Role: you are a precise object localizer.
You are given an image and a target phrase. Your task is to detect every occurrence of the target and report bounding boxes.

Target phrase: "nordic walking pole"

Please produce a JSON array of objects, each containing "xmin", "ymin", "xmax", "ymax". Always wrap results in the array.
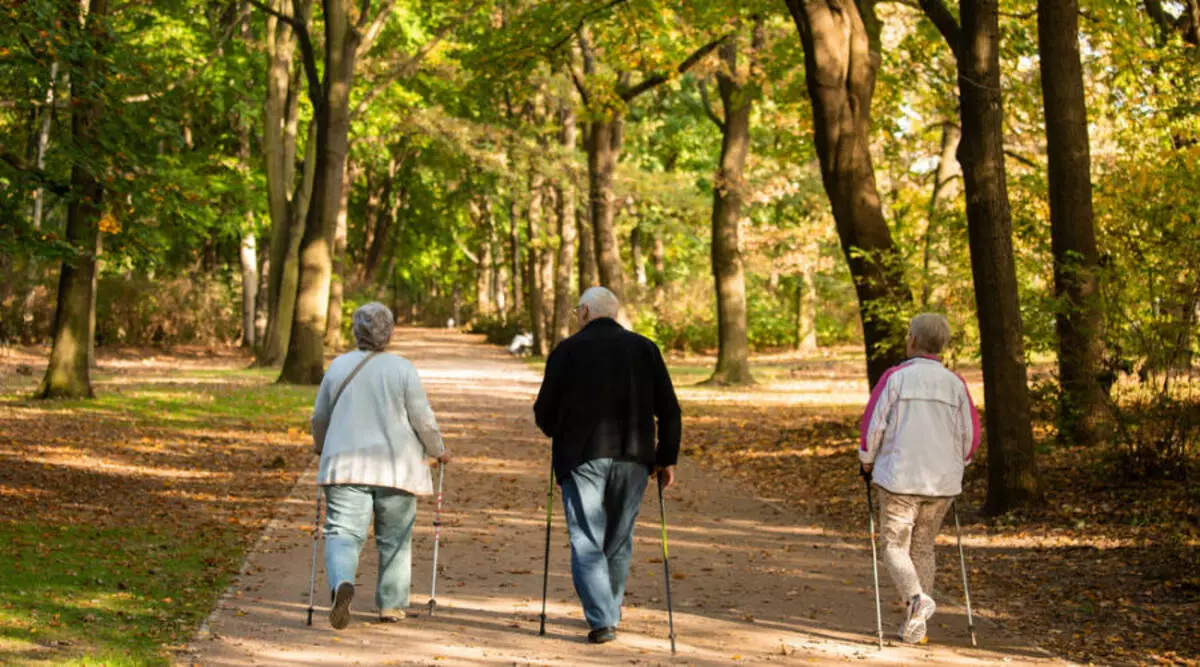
[
  {"xmin": 861, "ymin": 466, "xmax": 884, "ymax": 649},
  {"xmin": 538, "ymin": 466, "xmax": 555, "ymax": 636},
  {"xmin": 953, "ymin": 501, "xmax": 977, "ymax": 647},
  {"xmin": 306, "ymin": 486, "xmax": 322, "ymax": 627},
  {"xmin": 657, "ymin": 473, "xmax": 677, "ymax": 654},
  {"xmin": 428, "ymin": 462, "xmax": 446, "ymax": 616}
]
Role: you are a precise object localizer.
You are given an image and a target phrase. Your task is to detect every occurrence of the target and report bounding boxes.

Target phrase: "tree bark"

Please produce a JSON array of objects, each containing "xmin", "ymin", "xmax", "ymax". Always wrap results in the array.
[
  {"xmin": 280, "ymin": 0, "xmax": 362, "ymax": 384},
  {"xmin": 241, "ymin": 230, "xmax": 258, "ymax": 348},
  {"xmin": 259, "ymin": 119, "xmax": 314, "ymax": 365},
  {"xmin": 509, "ymin": 190, "xmax": 524, "ymax": 318},
  {"xmin": 38, "ymin": 0, "xmax": 108, "ymax": 399},
  {"xmin": 652, "ymin": 230, "xmax": 666, "ymax": 308},
  {"xmin": 631, "ymin": 224, "xmax": 647, "ymax": 287},
  {"xmin": 784, "ymin": 0, "xmax": 913, "ymax": 389},
  {"xmin": 552, "ymin": 103, "xmax": 578, "ymax": 347},
  {"xmin": 584, "ymin": 116, "xmax": 626, "ymax": 298},
  {"xmin": 797, "ymin": 264, "xmax": 819, "ymax": 351},
  {"xmin": 324, "ymin": 159, "xmax": 353, "ymax": 348},
  {"xmin": 526, "ymin": 166, "xmax": 549, "ymax": 355},
  {"xmin": 578, "ymin": 212, "xmax": 599, "ymax": 293},
  {"xmin": 705, "ymin": 27, "xmax": 759, "ymax": 386},
  {"xmin": 921, "ymin": 121, "xmax": 960, "ymax": 307},
  {"xmin": 921, "ymin": 0, "xmax": 1040, "ymax": 512},
  {"xmin": 1038, "ymin": 0, "xmax": 1110, "ymax": 447}
]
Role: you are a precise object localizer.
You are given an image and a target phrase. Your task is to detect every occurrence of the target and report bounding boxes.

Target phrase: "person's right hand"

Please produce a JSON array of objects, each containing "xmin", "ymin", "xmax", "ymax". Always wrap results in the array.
[
  {"xmin": 655, "ymin": 465, "xmax": 676, "ymax": 490},
  {"xmin": 436, "ymin": 451, "xmax": 452, "ymax": 466}
]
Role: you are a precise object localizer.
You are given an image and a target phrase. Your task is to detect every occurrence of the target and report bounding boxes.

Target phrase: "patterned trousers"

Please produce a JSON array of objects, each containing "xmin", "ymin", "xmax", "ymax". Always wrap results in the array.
[{"xmin": 875, "ymin": 486, "xmax": 954, "ymax": 603}]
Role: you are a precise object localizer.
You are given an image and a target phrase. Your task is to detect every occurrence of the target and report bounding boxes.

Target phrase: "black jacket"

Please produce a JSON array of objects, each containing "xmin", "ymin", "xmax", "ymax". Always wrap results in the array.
[{"xmin": 533, "ymin": 318, "xmax": 682, "ymax": 482}]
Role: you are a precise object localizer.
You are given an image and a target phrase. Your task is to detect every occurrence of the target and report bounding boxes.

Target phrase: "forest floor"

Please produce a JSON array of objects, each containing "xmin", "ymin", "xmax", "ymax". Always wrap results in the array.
[{"xmin": 0, "ymin": 329, "xmax": 1194, "ymax": 665}]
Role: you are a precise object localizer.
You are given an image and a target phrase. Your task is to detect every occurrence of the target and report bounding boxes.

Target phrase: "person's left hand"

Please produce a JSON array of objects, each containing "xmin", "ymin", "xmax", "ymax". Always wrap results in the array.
[
  {"xmin": 859, "ymin": 463, "xmax": 873, "ymax": 482},
  {"xmin": 655, "ymin": 465, "xmax": 676, "ymax": 490}
]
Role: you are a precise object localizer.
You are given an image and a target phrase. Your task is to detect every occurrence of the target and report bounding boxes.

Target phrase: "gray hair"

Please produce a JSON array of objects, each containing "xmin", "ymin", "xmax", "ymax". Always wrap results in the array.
[
  {"xmin": 579, "ymin": 286, "xmax": 620, "ymax": 319},
  {"xmin": 353, "ymin": 302, "xmax": 395, "ymax": 351},
  {"xmin": 909, "ymin": 313, "xmax": 951, "ymax": 355}
]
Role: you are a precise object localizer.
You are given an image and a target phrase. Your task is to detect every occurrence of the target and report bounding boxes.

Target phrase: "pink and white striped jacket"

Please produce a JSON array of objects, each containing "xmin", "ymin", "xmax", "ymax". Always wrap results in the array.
[{"xmin": 859, "ymin": 356, "xmax": 980, "ymax": 497}]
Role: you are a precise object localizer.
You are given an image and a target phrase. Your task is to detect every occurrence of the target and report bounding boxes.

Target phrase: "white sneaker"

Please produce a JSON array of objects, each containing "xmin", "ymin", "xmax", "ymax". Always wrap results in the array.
[{"xmin": 899, "ymin": 593, "xmax": 936, "ymax": 644}]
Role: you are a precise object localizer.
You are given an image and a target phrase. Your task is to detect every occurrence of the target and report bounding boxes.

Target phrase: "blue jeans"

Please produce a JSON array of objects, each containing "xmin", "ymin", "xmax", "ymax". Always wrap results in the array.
[
  {"xmin": 561, "ymin": 458, "xmax": 650, "ymax": 630},
  {"xmin": 323, "ymin": 484, "xmax": 417, "ymax": 611}
]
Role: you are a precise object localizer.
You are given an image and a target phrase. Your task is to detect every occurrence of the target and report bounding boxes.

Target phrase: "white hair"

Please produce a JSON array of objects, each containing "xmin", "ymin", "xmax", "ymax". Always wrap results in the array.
[
  {"xmin": 909, "ymin": 313, "xmax": 951, "ymax": 355},
  {"xmin": 353, "ymin": 302, "xmax": 395, "ymax": 351},
  {"xmin": 579, "ymin": 286, "xmax": 620, "ymax": 319}
]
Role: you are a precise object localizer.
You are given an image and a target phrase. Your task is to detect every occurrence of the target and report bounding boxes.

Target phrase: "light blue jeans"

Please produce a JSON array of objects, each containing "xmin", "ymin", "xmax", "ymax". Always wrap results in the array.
[
  {"xmin": 323, "ymin": 484, "xmax": 417, "ymax": 611},
  {"xmin": 561, "ymin": 458, "xmax": 650, "ymax": 630}
]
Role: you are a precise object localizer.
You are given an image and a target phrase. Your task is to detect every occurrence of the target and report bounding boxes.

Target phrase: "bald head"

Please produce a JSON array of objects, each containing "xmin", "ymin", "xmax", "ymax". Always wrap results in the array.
[{"xmin": 578, "ymin": 286, "xmax": 620, "ymax": 325}]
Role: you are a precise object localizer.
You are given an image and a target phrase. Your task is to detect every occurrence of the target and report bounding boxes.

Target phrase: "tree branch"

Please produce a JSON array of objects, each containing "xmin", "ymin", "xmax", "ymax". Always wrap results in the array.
[
  {"xmin": 0, "ymin": 146, "xmax": 70, "ymax": 195},
  {"xmin": 917, "ymin": 0, "xmax": 961, "ymax": 55},
  {"xmin": 544, "ymin": 0, "xmax": 628, "ymax": 54},
  {"xmin": 619, "ymin": 34, "xmax": 727, "ymax": 102},
  {"xmin": 289, "ymin": 0, "xmax": 322, "ymax": 111},
  {"xmin": 569, "ymin": 65, "xmax": 590, "ymax": 106},
  {"xmin": 247, "ymin": 0, "xmax": 299, "ymax": 29},
  {"xmin": 697, "ymin": 78, "xmax": 725, "ymax": 131},
  {"xmin": 1004, "ymin": 149, "xmax": 1039, "ymax": 169}
]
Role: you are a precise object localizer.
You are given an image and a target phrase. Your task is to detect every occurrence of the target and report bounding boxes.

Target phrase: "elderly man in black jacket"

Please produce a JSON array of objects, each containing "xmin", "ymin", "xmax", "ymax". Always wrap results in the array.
[{"xmin": 533, "ymin": 286, "xmax": 682, "ymax": 645}]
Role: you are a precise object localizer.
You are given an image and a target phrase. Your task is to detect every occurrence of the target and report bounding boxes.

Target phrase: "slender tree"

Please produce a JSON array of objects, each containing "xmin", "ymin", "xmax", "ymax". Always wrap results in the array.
[
  {"xmin": 920, "ymin": 0, "xmax": 1040, "ymax": 512},
  {"xmin": 37, "ymin": 0, "xmax": 110, "ymax": 399},
  {"xmin": 571, "ymin": 27, "xmax": 724, "ymax": 300},
  {"xmin": 1038, "ymin": 0, "xmax": 1110, "ymax": 446},
  {"xmin": 783, "ymin": 0, "xmax": 914, "ymax": 388},
  {"xmin": 700, "ymin": 19, "xmax": 762, "ymax": 386}
]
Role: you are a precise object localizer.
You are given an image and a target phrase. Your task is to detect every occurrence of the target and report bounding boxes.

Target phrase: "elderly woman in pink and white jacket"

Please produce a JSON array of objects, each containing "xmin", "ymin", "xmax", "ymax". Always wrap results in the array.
[{"xmin": 859, "ymin": 313, "xmax": 980, "ymax": 645}]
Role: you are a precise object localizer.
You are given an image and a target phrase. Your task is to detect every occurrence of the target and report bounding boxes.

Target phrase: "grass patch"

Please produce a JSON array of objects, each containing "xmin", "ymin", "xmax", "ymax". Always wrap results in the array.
[
  {"xmin": 0, "ymin": 522, "xmax": 241, "ymax": 666},
  {"xmin": 0, "ymin": 365, "xmax": 317, "ymax": 665}
]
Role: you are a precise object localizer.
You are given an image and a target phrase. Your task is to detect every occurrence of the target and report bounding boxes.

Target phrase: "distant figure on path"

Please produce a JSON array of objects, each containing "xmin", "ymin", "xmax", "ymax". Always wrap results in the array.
[
  {"xmin": 311, "ymin": 302, "xmax": 450, "ymax": 629},
  {"xmin": 533, "ymin": 286, "xmax": 682, "ymax": 644},
  {"xmin": 859, "ymin": 313, "xmax": 980, "ymax": 644}
]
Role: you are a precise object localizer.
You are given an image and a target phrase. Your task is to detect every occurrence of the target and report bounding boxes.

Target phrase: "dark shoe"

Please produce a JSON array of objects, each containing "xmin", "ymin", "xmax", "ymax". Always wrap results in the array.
[
  {"xmin": 329, "ymin": 582, "xmax": 354, "ymax": 630},
  {"xmin": 587, "ymin": 627, "xmax": 617, "ymax": 644}
]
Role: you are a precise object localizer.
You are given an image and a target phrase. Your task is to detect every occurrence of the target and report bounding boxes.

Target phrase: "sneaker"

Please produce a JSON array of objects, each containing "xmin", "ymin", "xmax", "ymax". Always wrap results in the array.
[
  {"xmin": 899, "ymin": 593, "xmax": 936, "ymax": 644},
  {"xmin": 587, "ymin": 626, "xmax": 617, "ymax": 644},
  {"xmin": 379, "ymin": 608, "xmax": 406, "ymax": 623},
  {"xmin": 329, "ymin": 582, "xmax": 355, "ymax": 630}
]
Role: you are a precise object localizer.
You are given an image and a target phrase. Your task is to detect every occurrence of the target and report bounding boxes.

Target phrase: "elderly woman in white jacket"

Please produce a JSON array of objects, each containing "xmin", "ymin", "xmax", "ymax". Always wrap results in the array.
[{"xmin": 311, "ymin": 302, "xmax": 450, "ymax": 629}]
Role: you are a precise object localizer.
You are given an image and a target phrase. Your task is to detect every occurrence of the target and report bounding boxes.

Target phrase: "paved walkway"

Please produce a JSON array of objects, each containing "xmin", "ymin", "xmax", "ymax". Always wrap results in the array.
[{"xmin": 184, "ymin": 329, "xmax": 1058, "ymax": 666}]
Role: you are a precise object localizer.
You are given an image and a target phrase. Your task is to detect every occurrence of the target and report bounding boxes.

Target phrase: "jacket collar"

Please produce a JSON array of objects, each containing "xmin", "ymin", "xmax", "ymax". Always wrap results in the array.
[
  {"xmin": 909, "ymin": 354, "xmax": 944, "ymax": 363},
  {"xmin": 582, "ymin": 317, "xmax": 622, "ymax": 332}
]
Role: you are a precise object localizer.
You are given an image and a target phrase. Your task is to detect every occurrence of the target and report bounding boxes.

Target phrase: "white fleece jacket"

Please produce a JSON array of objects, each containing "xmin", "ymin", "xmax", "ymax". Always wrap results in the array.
[
  {"xmin": 311, "ymin": 350, "xmax": 445, "ymax": 495},
  {"xmin": 859, "ymin": 356, "xmax": 980, "ymax": 497}
]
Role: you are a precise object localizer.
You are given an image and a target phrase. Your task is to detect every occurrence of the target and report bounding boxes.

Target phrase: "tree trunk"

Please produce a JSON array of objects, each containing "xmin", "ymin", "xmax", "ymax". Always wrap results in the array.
[
  {"xmin": 37, "ymin": 0, "xmax": 108, "ymax": 399},
  {"xmin": 784, "ymin": 0, "xmax": 913, "ymax": 389},
  {"xmin": 578, "ymin": 212, "xmax": 599, "ymax": 293},
  {"xmin": 526, "ymin": 167, "xmax": 549, "ymax": 356},
  {"xmin": 324, "ymin": 159, "xmax": 352, "ymax": 349},
  {"xmin": 939, "ymin": 0, "xmax": 1040, "ymax": 512},
  {"xmin": 584, "ymin": 116, "xmax": 627, "ymax": 298},
  {"xmin": 280, "ymin": 0, "xmax": 361, "ymax": 384},
  {"xmin": 1038, "ymin": 0, "xmax": 1110, "ymax": 447},
  {"xmin": 796, "ymin": 264, "xmax": 819, "ymax": 352},
  {"xmin": 508, "ymin": 188, "xmax": 523, "ymax": 316},
  {"xmin": 241, "ymin": 230, "xmax": 258, "ymax": 348},
  {"xmin": 921, "ymin": 121, "xmax": 961, "ymax": 307},
  {"xmin": 552, "ymin": 103, "xmax": 578, "ymax": 347},
  {"xmin": 259, "ymin": 0, "xmax": 306, "ymax": 363},
  {"xmin": 259, "ymin": 119, "xmax": 314, "ymax": 365},
  {"xmin": 631, "ymin": 225, "xmax": 647, "ymax": 287},
  {"xmin": 31, "ymin": 61, "xmax": 58, "ymax": 229},
  {"xmin": 706, "ymin": 30, "xmax": 758, "ymax": 386},
  {"xmin": 652, "ymin": 230, "xmax": 666, "ymax": 308}
]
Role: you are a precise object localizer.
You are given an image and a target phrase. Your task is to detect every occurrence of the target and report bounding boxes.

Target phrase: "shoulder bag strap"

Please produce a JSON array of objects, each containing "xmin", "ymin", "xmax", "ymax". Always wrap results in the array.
[{"xmin": 329, "ymin": 351, "xmax": 380, "ymax": 415}]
